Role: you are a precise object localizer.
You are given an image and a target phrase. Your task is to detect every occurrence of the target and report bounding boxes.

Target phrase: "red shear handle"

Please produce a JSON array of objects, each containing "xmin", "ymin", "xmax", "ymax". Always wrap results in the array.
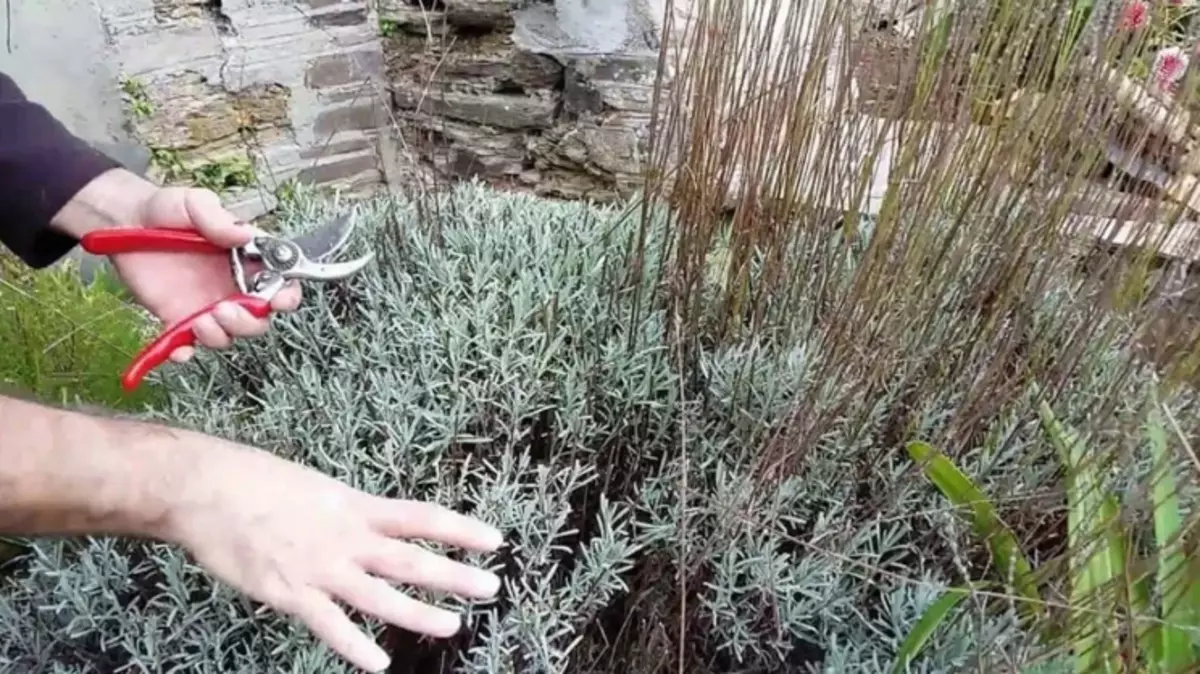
[
  {"xmin": 81, "ymin": 228, "xmax": 227, "ymax": 256},
  {"xmin": 122, "ymin": 294, "xmax": 273, "ymax": 392}
]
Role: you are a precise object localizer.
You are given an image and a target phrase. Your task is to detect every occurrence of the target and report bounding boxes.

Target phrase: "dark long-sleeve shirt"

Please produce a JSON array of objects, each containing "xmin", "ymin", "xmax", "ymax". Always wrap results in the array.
[{"xmin": 0, "ymin": 71, "xmax": 121, "ymax": 268}]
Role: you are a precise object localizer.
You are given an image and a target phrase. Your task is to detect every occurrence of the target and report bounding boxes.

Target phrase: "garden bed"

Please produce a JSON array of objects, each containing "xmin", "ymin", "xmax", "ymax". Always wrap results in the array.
[{"xmin": 1, "ymin": 182, "xmax": 1193, "ymax": 673}]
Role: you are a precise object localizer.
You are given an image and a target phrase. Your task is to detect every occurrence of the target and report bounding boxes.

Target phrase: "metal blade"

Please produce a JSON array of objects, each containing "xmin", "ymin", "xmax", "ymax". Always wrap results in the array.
[
  {"xmin": 289, "ymin": 252, "xmax": 375, "ymax": 282},
  {"xmin": 288, "ymin": 212, "xmax": 357, "ymax": 262}
]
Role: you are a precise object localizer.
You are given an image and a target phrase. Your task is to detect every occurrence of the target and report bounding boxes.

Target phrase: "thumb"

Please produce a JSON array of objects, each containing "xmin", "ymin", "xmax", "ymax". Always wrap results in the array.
[{"xmin": 183, "ymin": 188, "xmax": 252, "ymax": 248}]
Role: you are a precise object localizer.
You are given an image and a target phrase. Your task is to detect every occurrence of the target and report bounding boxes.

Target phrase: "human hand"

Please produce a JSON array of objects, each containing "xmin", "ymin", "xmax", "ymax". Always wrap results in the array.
[
  {"xmin": 166, "ymin": 440, "xmax": 504, "ymax": 672},
  {"xmin": 110, "ymin": 185, "xmax": 302, "ymax": 362}
]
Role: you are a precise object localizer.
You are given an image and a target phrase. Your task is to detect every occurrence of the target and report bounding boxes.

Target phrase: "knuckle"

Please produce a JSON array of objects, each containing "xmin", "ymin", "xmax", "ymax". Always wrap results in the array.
[
  {"xmin": 388, "ymin": 551, "xmax": 421, "ymax": 578},
  {"xmin": 380, "ymin": 543, "xmax": 431, "ymax": 581}
]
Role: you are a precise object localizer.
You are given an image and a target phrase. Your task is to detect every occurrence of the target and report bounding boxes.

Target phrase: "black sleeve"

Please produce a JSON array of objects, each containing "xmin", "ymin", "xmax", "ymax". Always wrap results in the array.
[{"xmin": 0, "ymin": 71, "xmax": 122, "ymax": 269}]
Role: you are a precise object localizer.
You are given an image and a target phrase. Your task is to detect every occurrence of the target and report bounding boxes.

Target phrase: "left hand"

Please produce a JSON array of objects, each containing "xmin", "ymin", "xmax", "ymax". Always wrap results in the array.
[
  {"xmin": 162, "ymin": 436, "xmax": 505, "ymax": 673},
  {"xmin": 111, "ymin": 186, "xmax": 302, "ymax": 363}
]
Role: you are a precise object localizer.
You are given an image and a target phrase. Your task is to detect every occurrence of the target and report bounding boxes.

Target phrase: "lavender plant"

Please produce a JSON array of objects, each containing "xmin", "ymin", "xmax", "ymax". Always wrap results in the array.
[{"xmin": 0, "ymin": 180, "xmax": 1194, "ymax": 673}]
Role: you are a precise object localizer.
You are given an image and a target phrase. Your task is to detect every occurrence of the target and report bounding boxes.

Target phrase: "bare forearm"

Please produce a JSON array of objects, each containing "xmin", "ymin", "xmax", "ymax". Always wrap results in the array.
[{"xmin": 0, "ymin": 394, "xmax": 193, "ymax": 540}]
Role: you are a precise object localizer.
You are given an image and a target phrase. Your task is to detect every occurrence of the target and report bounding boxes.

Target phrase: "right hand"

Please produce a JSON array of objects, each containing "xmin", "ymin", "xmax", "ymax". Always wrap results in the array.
[
  {"xmin": 108, "ymin": 184, "xmax": 303, "ymax": 363},
  {"xmin": 165, "ymin": 438, "xmax": 504, "ymax": 672}
]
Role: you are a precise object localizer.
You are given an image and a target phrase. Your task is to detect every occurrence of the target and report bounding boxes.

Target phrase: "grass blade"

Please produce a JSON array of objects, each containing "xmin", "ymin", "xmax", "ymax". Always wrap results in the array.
[
  {"xmin": 1038, "ymin": 401, "xmax": 1125, "ymax": 674},
  {"xmin": 906, "ymin": 441, "xmax": 1042, "ymax": 621},
  {"xmin": 1145, "ymin": 394, "xmax": 1200, "ymax": 673},
  {"xmin": 891, "ymin": 585, "xmax": 972, "ymax": 674}
]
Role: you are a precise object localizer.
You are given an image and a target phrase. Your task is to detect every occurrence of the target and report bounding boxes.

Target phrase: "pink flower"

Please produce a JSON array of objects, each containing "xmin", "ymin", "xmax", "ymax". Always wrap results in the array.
[
  {"xmin": 1153, "ymin": 46, "xmax": 1190, "ymax": 93},
  {"xmin": 1119, "ymin": 0, "xmax": 1150, "ymax": 29}
]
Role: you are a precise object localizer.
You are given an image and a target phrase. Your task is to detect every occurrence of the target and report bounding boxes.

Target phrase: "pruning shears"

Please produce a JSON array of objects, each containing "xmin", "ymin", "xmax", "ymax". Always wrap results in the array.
[{"xmin": 79, "ymin": 214, "xmax": 373, "ymax": 392}]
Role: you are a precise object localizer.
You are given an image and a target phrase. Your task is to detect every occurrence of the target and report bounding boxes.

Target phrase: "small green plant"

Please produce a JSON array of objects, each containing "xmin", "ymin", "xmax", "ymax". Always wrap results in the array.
[
  {"xmin": 118, "ymin": 75, "xmax": 154, "ymax": 120},
  {"xmin": 0, "ymin": 255, "xmax": 162, "ymax": 410},
  {"xmin": 273, "ymin": 178, "xmax": 300, "ymax": 208},
  {"xmin": 149, "ymin": 147, "xmax": 186, "ymax": 181},
  {"xmin": 378, "ymin": 18, "xmax": 399, "ymax": 38},
  {"xmin": 150, "ymin": 148, "xmax": 256, "ymax": 193},
  {"xmin": 894, "ymin": 386, "xmax": 1200, "ymax": 674},
  {"xmin": 189, "ymin": 156, "xmax": 256, "ymax": 192}
]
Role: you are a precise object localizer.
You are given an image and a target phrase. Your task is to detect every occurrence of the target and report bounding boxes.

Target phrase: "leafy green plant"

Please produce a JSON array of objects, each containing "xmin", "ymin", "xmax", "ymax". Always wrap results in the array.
[
  {"xmin": 905, "ymin": 441, "xmax": 1043, "ymax": 622},
  {"xmin": 0, "ymin": 173, "xmax": 1186, "ymax": 673},
  {"xmin": 189, "ymin": 156, "xmax": 256, "ymax": 192},
  {"xmin": 118, "ymin": 75, "xmax": 154, "ymax": 120},
  {"xmin": 894, "ymin": 388, "xmax": 1200, "ymax": 673},
  {"xmin": 150, "ymin": 148, "xmax": 256, "ymax": 193},
  {"xmin": 0, "ymin": 255, "xmax": 161, "ymax": 410}
]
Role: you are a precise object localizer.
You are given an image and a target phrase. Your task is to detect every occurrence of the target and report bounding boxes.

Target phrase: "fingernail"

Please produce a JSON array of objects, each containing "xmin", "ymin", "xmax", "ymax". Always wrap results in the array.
[
  {"xmin": 474, "ymin": 570, "xmax": 501, "ymax": 597},
  {"xmin": 433, "ymin": 610, "xmax": 461, "ymax": 636},
  {"xmin": 363, "ymin": 647, "xmax": 390, "ymax": 673},
  {"xmin": 169, "ymin": 347, "xmax": 195, "ymax": 363},
  {"xmin": 481, "ymin": 527, "xmax": 504, "ymax": 551}
]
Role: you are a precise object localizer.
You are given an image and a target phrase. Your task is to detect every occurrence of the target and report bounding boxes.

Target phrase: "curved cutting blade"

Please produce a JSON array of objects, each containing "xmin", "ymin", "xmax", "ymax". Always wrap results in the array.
[
  {"xmin": 288, "ymin": 252, "xmax": 375, "ymax": 281},
  {"xmin": 289, "ymin": 212, "xmax": 357, "ymax": 262}
]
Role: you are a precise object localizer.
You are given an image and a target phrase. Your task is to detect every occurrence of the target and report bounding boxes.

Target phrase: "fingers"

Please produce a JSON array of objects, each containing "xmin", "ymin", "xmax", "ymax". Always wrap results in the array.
[
  {"xmin": 169, "ymin": 346, "xmax": 195, "ymax": 363},
  {"xmin": 289, "ymin": 590, "xmax": 391, "ymax": 673},
  {"xmin": 332, "ymin": 573, "xmax": 462, "ymax": 639},
  {"xmin": 172, "ymin": 301, "xmax": 272, "ymax": 361},
  {"xmin": 367, "ymin": 499, "xmax": 505, "ymax": 553},
  {"xmin": 360, "ymin": 539, "xmax": 500, "ymax": 600},
  {"xmin": 182, "ymin": 188, "xmax": 252, "ymax": 248},
  {"xmin": 213, "ymin": 301, "xmax": 271, "ymax": 338},
  {"xmin": 272, "ymin": 281, "xmax": 303, "ymax": 313}
]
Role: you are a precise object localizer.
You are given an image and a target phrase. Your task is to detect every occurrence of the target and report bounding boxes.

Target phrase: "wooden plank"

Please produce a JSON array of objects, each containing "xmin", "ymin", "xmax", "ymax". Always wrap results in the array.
[
  {"xmin": 1061, "ymin": 210, "xmax": 1200, "ymax": 263},
  {"xmin": 762, "ymin": 111, "xmax": 1200, "ymax": 263}
]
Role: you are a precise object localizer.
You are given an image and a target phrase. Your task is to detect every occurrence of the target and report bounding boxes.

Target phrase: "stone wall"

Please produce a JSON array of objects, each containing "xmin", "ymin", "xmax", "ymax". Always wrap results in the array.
[
  {"xmin": 373, "ymin": 0, "xmax": 869, "ymax": 204},
  {"xmin": 376, "ymin": 0, "xmax": 664, "ymax": 202},
  {"xmin": 90, "ymin": 0, "xmax": 671, "ymax": 211},
  {"xmin": 66, "ymin": 1, "xmax": 873, "ymax": 214},
  {"xmin": 96, "ymin": 0, "xmax": 391, "ymax": 220}
]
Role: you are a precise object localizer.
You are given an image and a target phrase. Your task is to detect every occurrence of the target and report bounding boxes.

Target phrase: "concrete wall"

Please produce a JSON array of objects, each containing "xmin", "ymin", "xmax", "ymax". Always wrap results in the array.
[{"xmin": 0, "ymin": 0, "xmax": 146, "ymax": 171}]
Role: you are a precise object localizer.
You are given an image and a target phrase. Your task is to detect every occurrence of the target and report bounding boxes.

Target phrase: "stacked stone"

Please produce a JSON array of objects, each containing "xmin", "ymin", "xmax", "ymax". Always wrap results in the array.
[
  {"xmin": 379, "ymin": 0, "xmax": 662, "ymax": 201},
  {"xmin": 97, "ymin": 0, "xmax": 390, "ymax": 221}
]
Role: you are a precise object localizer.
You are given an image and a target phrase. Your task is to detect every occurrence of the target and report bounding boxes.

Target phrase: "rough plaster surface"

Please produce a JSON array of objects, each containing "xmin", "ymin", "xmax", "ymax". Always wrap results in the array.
[
  {"xmin": 0, "ymin": 0, "xmax": 148, "ymax": 173},
  {"xmin": 514, "ymin": 0, "xmax": 661, "ymax": 56}
]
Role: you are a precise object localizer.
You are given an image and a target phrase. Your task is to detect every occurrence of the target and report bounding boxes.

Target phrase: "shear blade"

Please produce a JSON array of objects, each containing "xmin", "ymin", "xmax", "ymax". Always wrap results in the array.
[
  {"xmin": 289, "ymin": 212, "xmax": 357, "ymax": 262},
  {"xmin": 291, "ymin": 252, "xmax": 375, "ymax": 281}
]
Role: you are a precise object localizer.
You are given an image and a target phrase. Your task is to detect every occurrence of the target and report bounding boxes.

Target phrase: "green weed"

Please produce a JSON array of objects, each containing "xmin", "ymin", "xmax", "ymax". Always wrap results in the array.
[
  {"xmin": 0, "ymin": 256, "xmax": 162, "ymax": 410},
  {"xmin": 895, "ymin": 386, "xmax": 1200, "ymax": 673}
]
